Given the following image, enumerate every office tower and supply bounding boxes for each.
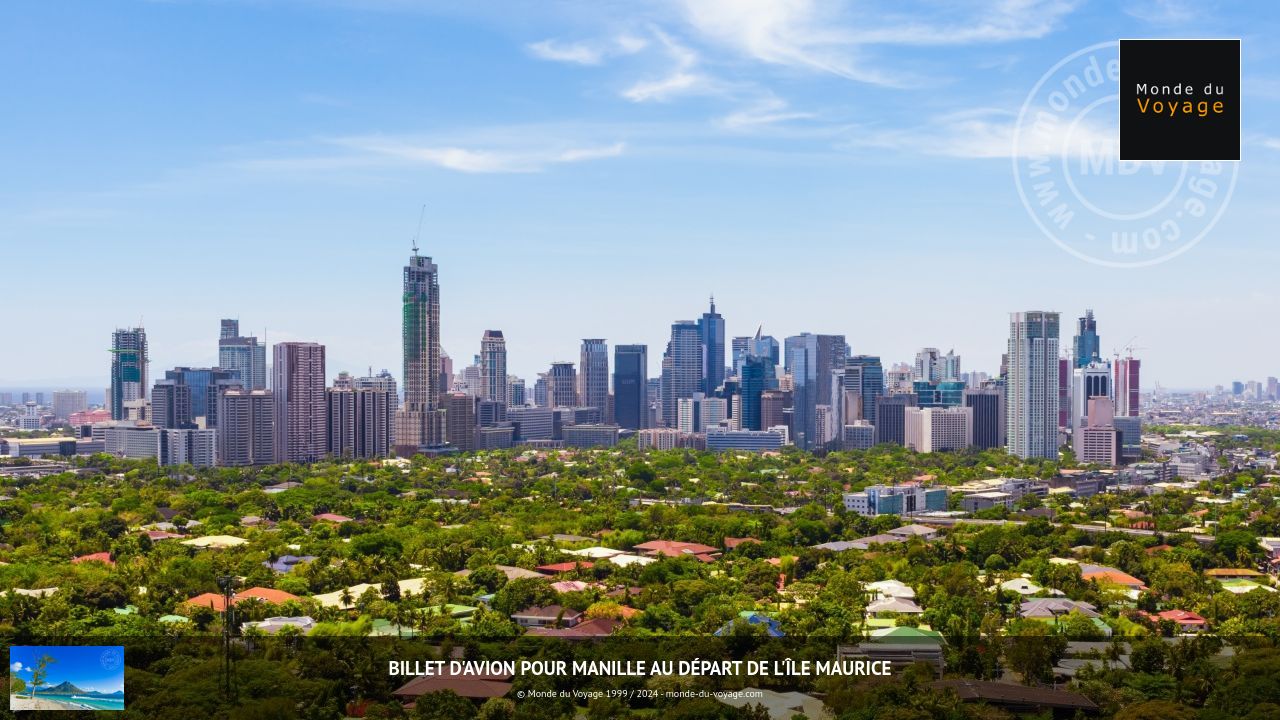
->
[508,376,526,407]
[1231,381,1244,396]
[751,329,780,367]
[1074,396,1118,466]
[784,333,846,450]
[218,320,267,390]
[273,342,327,463]
[34,392,44,406]
[507,406,554,441]
[964,386,1005,450]
[1114,415,1141,462]
[885,365,913,394]
[533,375,548,407]
[51,390,87,422]
[440,352,454,395]
[326,382,356,457]
[1070,361,1112,435]
[151,380,194,430]
[110,327,148,420]
[1114,357,1141,417]
[905,406,972,453]
[940,350,961,381]
[395,250,444,454]
[698,297,725,395]
[1057,358,1070,428]
[1007,311,1060,460]
[613,344,648,430]
[479,330,508,407]
[847,356,883,426]
[1072,309,1101,368]
[1269,377,1280,402]
[547,361,578,408]
[661,321,702,428]
[738,355,771,430]
[842,422,876,450]
[677,393,703,433]
[759,390,789,431]
[875,394,916,446]
[731,336,751,377]
[442,391,476,452]
[579,339,609,412]
[914,348,941,383]
[216,388,274,466]
[165,367,238,422]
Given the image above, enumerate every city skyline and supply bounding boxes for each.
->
[4,2,1280,389]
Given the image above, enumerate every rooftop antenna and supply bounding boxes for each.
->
[412,204,425,256]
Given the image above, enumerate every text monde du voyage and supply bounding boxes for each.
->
[389,659,894,678]
[1134,82,1228,118]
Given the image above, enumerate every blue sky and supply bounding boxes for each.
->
[9,646,125,694]
[2,0,1278,390]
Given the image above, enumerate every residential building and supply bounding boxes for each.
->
[443,391,476,452]
[395,249,444,455]
[578,339,609,415]
[151,379,194,430]
[51,390,87,422]
[842,421,875,450]
[1115,356,1141,417]
[1007,311,1060,459]
[110,327,148,420]
[547,361,578,408]
[479,330,508,408]
[905,406,973,452]
[217,388,274,466]
[272,342,326,463]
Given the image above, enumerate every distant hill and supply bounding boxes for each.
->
[85,690,124,697]
[41,681,86,695]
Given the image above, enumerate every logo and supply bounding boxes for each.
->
[100,647,122,671]
[1012,41,1237,268]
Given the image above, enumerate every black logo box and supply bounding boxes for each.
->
[1120,39,1240,161]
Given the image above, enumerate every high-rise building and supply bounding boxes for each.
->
[1074,396,1118,466]
[216,388,274,466]
[547,361,578,408]
[1007,311,1060,460]
[940,350,961,381]
[905,406,973,452]
[738,355,771,431]
[698,297,725,395]
[847,356,883,426]
[1072,309,1101,368]
[661,321,702,428]
[914,348,941,383]
[328,370,394,459]
[395,250,444,455]
[784,333,846,450]
[51,390,87,422]
[579,339,609,413]
[875,394,917,446]
[158,428,216,467]
[443,391,477,452]
[1114,357,1141,417]
[479,331,508,407]
[110,327,148,421]
[731,336,751,378]
[1070,362,1112,436]
[151,380,194,430]
[1057,357,1071,428]
[165,367,238,421]
[613,344,648,430]
[508,376,526,407]
[218,320,267,391]
[326,383,356,458]
[964,386,1005,450]
[760,390,789,432]
[273,342,326,463]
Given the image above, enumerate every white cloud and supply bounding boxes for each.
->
[621,27,712,102]
[843,107,1115,159]
[333,137,626,173]
[10,662,21,672]
[719,96,814,129]
[527,35,649,65]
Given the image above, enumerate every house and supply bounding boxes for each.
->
[724,537,761,550]
[887,524,939,541]
[1079,564,1146,592]
[866,597,924,616]
[264,554,317,573]
[182,586,300,612]
[633,540,719,559]
[263,481,302,494]
[535,561,594,575]
[565,546,626,559]
[455,565,547,582]
[1142,609,1207,632]
[839,626,946,676]
[931,679,1097,717]
[393,672,512,705]
[180,535,248,549]
[242,616,315,634]
[72,552,114,566]
[714,611,784,638]
[550,580,599,593]
[865,579,915,599]
[511,605,583,629]
[714,687,827,720]
[313,513,352,524]
[602,553,657,567]
[1206,568,1265,580]
[812,534,905,552]
[998,578,1061,596]
[1020,599,1099,619]
[524,617,621,639]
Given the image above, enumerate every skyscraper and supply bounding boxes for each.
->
[698,297,725,395]
[613,344,648,430]
[151,380,194,430]
[165,367,238,421]
[874,394,916,446]
[51,390,87,422]
[1007,311,1060,460]
[395,250,444,454]
[1070,361,1111,436]
[547,361,578,408]
[579,339,609,413]
[218,319,267,391]
[479,330,508,409]
[914,348,941,383]
[216,387,274,466]
[784,333,846,450]
[110,327,148,421]
[443,391,477,452]
[661,321,702,428]
[1073,309,1101,368]
[738,355,772,431]
[273,342,327,463]
[847,355,884,426]
[963,386,1005,450]
[1114,357,1141,417]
